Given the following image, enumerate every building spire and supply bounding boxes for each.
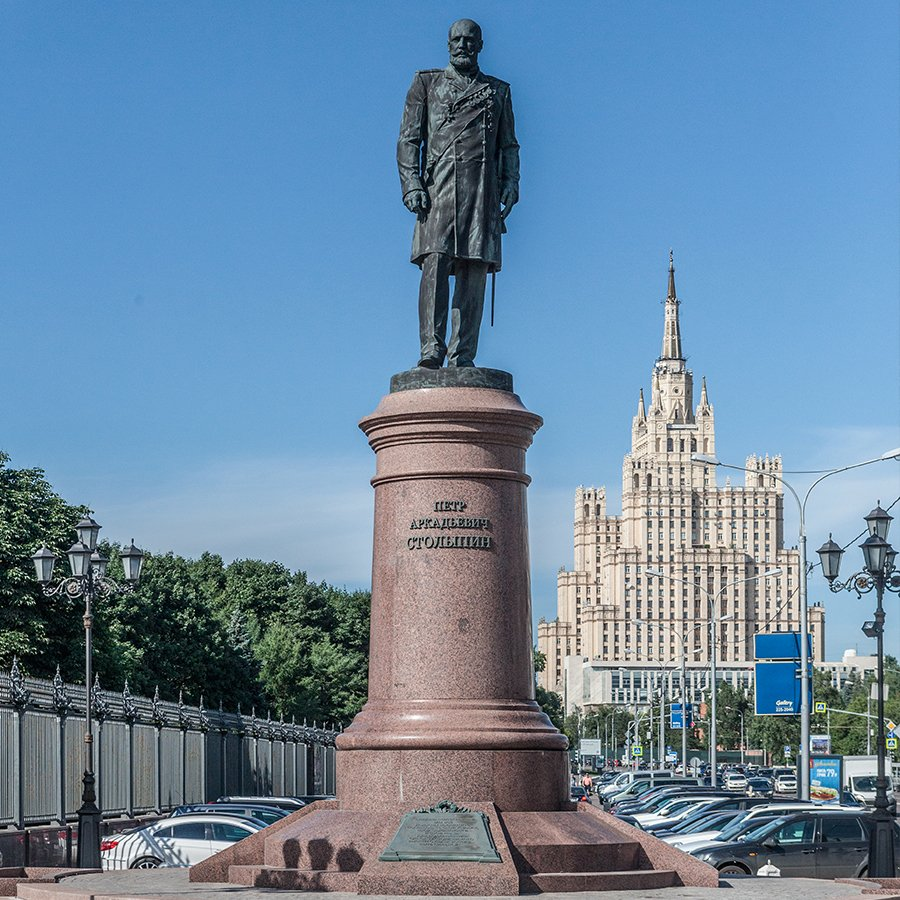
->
[660,249,683,361]
[636,388,646,423]
[667,249,676,300]
[699,376,709,408]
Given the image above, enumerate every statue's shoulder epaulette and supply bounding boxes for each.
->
[415,69,443,76]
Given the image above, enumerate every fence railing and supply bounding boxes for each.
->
[0,660,338,828]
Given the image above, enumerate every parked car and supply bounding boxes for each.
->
[215,795,306,810]
[101,814,263,870]
[656,810,745,842]
[746,777,775,798]
[171,803,289,826]
[690,810,895,878]
[724,771,748,791]
[669,811,787,852]
[774,773,798,794]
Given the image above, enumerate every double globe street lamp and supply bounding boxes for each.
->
[818,503,899,878]
[31,516,144,868]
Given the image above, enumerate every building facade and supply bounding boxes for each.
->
[538,255,826,711]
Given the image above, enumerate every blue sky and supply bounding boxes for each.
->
[2,2,898,662]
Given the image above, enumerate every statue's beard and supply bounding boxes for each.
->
[451,53,478,73]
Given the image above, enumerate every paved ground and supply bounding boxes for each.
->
[45,869,890,900]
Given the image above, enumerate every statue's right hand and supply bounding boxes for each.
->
[403,190,429,214]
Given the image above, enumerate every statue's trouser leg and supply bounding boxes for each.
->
[447,259,488,367]
[418,253,451,364]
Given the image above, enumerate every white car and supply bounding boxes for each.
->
[724,772,747,790]
[100,814,263,870]
[774,773,797,793]
[631,795,721,827]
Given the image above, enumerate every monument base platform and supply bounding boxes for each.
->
[190,800,719,894]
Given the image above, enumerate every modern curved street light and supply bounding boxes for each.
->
[645,567,781,786]
[818,502,900,877]
[691,447,899,800]
[32,517,143,868]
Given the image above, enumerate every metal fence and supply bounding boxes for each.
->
[0,660,338,828]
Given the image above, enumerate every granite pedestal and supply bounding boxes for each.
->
[195,369,716,894]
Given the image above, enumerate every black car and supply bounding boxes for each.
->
[691,810,898,878]
[746,777,775,799]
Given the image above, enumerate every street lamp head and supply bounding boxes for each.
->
[860,533,890,575]
[75,515,102,551]
[887,546,898,574]
[31,546,57,584]
[882,447,900,460]
[761,567,782,578]
[816,534,844,581]
[90,550,109,578]
[865,502,892,541]
[120,539,144,583]
[645,568,664,578]
[66,541,94,578]
[691,453,720,465]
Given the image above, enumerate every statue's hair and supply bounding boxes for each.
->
[448,19,482,43]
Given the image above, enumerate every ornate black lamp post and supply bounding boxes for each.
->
[32,517,143,868]
[818,503,900,878]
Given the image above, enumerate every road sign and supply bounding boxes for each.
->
[887,720,898,737]
[632,745,643,757]
[815,701,827,714]
[754,632,813,660]
[784,745,792,757]
[888,737,898,751]
[755,660,813,715]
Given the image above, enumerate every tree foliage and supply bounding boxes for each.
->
[0,452,370,725]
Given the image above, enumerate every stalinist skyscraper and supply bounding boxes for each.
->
[537,254,825,710]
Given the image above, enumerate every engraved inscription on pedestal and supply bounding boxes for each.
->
[379,802,501,862]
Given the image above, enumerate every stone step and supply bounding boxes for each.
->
[520,868,681,893]
[510,839,643,873]
[228,865,360,891]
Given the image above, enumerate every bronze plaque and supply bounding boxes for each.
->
[379,807,501,863]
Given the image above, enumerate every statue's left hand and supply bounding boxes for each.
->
[500,185,519,220]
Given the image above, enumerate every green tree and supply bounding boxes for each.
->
[0,452,89,675]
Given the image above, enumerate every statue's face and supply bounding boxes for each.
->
[448,20,482,73]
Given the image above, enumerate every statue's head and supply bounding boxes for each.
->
[448,19,483,74]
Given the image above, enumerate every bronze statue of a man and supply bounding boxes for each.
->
[398,19,519,369]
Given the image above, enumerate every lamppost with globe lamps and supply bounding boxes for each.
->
[818,502,900,878]
[31,517,144,868]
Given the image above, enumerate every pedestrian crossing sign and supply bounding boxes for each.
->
[887,737,898,751]
[632,746,643,757]
[815,702,826,713]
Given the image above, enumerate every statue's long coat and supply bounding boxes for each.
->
[398,66,519,272]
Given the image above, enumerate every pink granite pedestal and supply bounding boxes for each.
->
[196,371,717,894]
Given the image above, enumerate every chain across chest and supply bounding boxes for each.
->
[437,82,496,131]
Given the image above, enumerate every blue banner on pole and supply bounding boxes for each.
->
[670,703,694,728]
[755,660,812,715]
[754,632,813,661]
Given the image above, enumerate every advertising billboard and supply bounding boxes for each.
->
[810,734,831,754]
[807,754,842,803]
[755,660,813,715]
